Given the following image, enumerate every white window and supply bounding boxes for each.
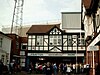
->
[0,38,3,47]
[54,39,57,45]
[28,39,31,46]
[20,58,25,67]
[68,35,72,46]
[36,36,43,46]
[1,55,5,63]
[28,36,32,39]
[50,35,62,45]
[58,36,62,45]
[78,38,85,46]
[20,51,25,55]
[28,47,31,50]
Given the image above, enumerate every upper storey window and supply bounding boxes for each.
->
[21,43,27,50]
[49,35,62,46]
[0,38,3,47]
[67,35,72,47]
[36,36,43,46]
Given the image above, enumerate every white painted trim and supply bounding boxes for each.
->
[87,46,99,51]
[89,34,100,46]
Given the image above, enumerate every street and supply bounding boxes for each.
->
[7,71,87,75]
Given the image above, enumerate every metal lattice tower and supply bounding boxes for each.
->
[11,0,24,35]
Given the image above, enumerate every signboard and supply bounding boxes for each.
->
[89,34,100,46]
[28,53,84,57]
[87,46,99,51]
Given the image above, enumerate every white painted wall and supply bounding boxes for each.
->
[2,37,11,53]
[0,33,11,65]
[84,8,100,39]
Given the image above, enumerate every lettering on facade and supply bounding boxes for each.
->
[29,53,44,56]
[67,53,75,56]
[48,53,62,56]
[28,53,84,57]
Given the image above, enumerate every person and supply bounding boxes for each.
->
[38,63,43,74]
[95,63,100,75]
[86,64,90,75]
[9,62,13,74]
[42,63,46,74]
[66,65,72,75]
[60,63,64,74]
[45,62,53,75]
[28,62,33,74]
[0,60,4,75]
[35,62,38,73]
[72,64,75,73]
[53,63,57,75]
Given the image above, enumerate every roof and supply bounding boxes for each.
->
[83,0,99,14]
[26,24,60,34]
[0,31,12,40]
[21,37,27,43]
[0,31,5,35]
[83,0,92,9]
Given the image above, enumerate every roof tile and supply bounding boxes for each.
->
[27,24,60,34]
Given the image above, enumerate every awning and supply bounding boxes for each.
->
[89,33,100,46]
[87,33,100,51]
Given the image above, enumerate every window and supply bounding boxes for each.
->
[36,36,43,46]
[1,55,5,63]
[0,38,3,47]
[21,43,27,50]
[16,41,19,49]
[28,46,31,50]
[78,35,85,46]
[58,36,62,45]
[22,45,26,49]
[96,15,100,28]
[28,36,32,39]
[54,39,57,45]
[49,35,62,45]
[20,51,25,55]
[67,35,72,46]
[78,38,85,46]
[28,39,31,46]
[20,58,25,67]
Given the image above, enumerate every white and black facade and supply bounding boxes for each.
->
[26,24,85,66]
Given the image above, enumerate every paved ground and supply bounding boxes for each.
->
[8,71,87,75]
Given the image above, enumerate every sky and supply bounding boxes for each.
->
[0,0,81,28]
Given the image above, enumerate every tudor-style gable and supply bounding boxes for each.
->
[49,26,63,52]
[27,24,63,52]
[49,25,63,35]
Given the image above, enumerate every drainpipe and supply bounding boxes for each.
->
[92,13,97,36]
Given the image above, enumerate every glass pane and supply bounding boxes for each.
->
[28,36,32,38]
[28,39,31,45]
[28,47,31,50]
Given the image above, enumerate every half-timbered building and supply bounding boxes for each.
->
[26,24,85,66]
[83,0,100,75]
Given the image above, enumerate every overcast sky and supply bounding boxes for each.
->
[0,0,81,27]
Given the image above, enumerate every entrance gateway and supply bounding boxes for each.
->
[27,53,84,65]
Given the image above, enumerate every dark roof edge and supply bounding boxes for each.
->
[61,12,81,14]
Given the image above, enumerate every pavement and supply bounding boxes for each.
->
[8,71,87,75]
